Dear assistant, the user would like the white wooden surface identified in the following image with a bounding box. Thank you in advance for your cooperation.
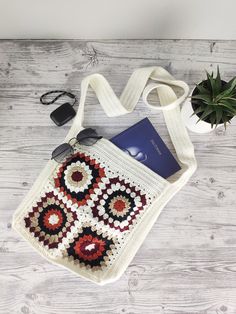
[0,40,236,314]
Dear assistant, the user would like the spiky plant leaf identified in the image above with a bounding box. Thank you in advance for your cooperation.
[210,112,216,128]
[215,66,222,94]
[215,107,223,127]
[191,94,212,103]
[191,106,204,116]
[222,115,228,129]
[195,84,210,95]
[222,77,236,92]
[218,101,236,114]
[198,106,216,121]
[206,71,217,98]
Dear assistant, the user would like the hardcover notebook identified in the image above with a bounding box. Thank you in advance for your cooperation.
[110,118,181,178]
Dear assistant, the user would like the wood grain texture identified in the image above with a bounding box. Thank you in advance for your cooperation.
[0,40,236,314]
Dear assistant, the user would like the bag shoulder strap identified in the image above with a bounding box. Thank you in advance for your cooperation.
[69,67,197,182]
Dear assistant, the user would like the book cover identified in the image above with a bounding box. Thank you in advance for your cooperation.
[110,118,181,178]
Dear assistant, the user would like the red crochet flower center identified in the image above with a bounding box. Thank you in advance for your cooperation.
[71,171,83,182]
[73,235,106,261]
[43,209,63,230]
[113,199,126,212]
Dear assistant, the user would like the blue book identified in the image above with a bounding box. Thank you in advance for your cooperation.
[110,118,181,179]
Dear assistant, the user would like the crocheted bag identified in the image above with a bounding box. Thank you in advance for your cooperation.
[13,67,197,285]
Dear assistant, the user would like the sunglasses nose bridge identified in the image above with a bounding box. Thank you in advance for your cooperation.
[69,137,77,145]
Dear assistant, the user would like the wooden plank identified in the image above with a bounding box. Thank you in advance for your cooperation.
[0,40,236,314]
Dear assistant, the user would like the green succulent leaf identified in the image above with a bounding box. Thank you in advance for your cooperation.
[206,71,217,98]
[218,102,236,114]
[198,106,216,121]
[222,77,236,92]
[191,94,212,103]
[215,66,222,94]
[215,107,223,127]
[222,115,228,130]
[191,106,204,117]
[210,113,216,128]
[195,84,210,95]
[215,90,233,101]
[221,97,236,102]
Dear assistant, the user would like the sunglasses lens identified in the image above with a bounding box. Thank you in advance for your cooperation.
[76,128,96,140]
[51,143,73,163]
[76,128,102,146]
[79,136,102,146]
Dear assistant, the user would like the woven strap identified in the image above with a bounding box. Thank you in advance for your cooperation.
[69,66,197,183]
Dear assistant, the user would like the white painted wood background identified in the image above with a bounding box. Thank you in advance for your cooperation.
[0,40,236,314]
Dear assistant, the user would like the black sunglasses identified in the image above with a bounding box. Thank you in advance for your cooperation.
[51,128,102,163]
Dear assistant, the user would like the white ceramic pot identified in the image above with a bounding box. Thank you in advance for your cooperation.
[181,99,223,134]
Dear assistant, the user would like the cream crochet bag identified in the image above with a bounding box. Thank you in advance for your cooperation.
[13,67,197,285]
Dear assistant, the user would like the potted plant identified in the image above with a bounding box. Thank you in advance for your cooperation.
[181,67,236,133]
